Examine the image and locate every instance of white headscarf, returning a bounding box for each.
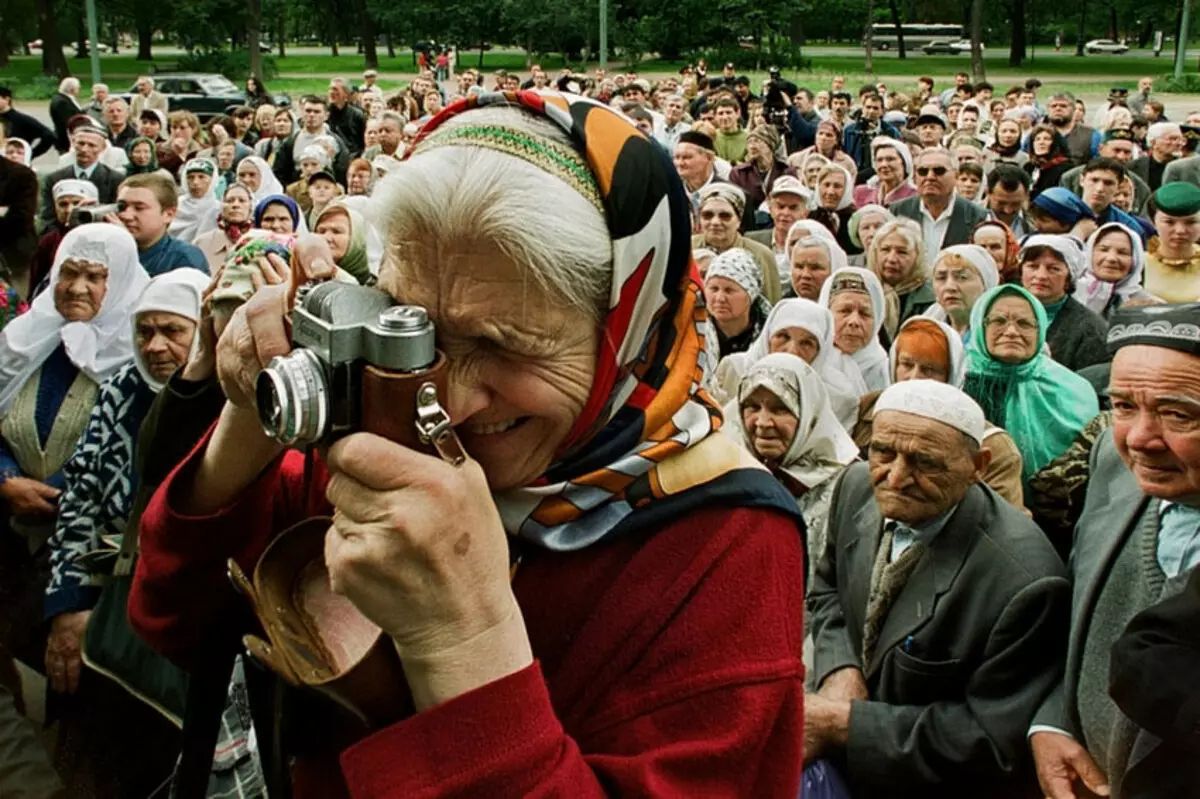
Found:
[816,163,854,211]
[888,316,967,388]
[5,138,32,166]
[130,269,210,393]
[1020,233,1085,279]
[724,352,859,489]
[0,226,150,415]
[169,158,221,244]
[818,266,890,393]
[868,136,913,183]
[923,244,1000,326]
[1075,222,1147,316]
[238,155,285,206]
[785,219,838,258]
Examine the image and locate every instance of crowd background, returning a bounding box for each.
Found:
[0,51,1197,799]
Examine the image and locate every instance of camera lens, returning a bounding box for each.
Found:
[256,349,330,445]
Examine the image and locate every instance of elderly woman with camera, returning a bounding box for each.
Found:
[130,92,808,797]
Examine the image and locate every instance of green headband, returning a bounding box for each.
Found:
[411,123,604,213]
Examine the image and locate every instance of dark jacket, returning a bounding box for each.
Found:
[842,119,901,173]
[39,163,124,228]
[0,108,55,159]
[327,103,365,158]
[1127,155,1170,193]
[107,123,138,151]
[727,160,797,231]
[809,463,1069,798]
[271,133,351,187]
[1045,296,1111,373]
[783,106,816,154]
[0,159,39,275]
[889,195,989,250]
[49,92,80,153]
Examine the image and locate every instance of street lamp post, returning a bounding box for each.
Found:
[84,0,102,85]
[1174,0,1192,78]
[599,0,608,70]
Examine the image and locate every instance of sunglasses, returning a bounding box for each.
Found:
[916,166,950,177]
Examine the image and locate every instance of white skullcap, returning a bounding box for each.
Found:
[874,379,986,444]
[52,179,99,202]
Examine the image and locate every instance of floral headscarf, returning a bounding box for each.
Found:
[970,220,1020,284]
[407,90,799,550]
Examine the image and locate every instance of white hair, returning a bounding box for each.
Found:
[92,83,109,95]
[59,77,80,94]
[374,105,612,320]
[138,75,154,89]
[1148,122,1181,144]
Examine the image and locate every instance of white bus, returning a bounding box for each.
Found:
[866,23,965,51]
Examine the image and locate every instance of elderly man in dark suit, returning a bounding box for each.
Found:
[807,379,1069,798]
[49,77,82,153]
[891,148,987,257]
[0,119,39,276]
[1031,303,1200,799]
[39,122,123,228]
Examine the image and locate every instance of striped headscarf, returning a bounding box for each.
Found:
[410,91,800,551]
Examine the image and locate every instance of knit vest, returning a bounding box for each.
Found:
[1076,501,1189,795]
[1064,126,1094,165]
[1,366,97,481]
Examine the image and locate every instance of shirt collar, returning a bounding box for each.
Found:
[921,199,955,223]
[75,162,98,179]
[886,505,957,547]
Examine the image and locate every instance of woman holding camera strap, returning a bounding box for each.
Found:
[131,91,808,798]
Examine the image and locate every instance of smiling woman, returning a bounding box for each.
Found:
[131,90,809,798]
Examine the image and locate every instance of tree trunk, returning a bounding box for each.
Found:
[35,0,69,77]
[864,0,874,72]
[385,30,394,58]
[970,0,986,81]
[1075,1,1089,56]
[77,17,87,58]
[887,0,906,58]
[355,0,378,69]
[136,17,153,60]
[0,15,10,69]
[525,32,533,67]
[1109,5,1118,39]
[247,0,262,79]
[277,11,286,58]
[1009,0,1026,65]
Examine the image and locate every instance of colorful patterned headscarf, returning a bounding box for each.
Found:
[408,90,800,550]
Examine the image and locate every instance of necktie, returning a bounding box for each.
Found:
[862,522,926,668]
[1157,503,1200,578]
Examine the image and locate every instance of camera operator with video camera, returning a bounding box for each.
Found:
[760,73,818,156]
[38,120,122,230]
[29,180,99,299]
[129,95,807,798]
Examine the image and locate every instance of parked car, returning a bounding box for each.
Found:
[1086,39,1129,54]
[922,39,982,55]
[118,73,291,121]
[28,38,110,52]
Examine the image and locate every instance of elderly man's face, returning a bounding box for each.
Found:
[106,101,127,128]
[73,133,103,168]
[917,123,943,147]
[915,152,956,201]
[1112,345,1200,504]
[1153,130,1185,159]
[870,411,985,524]
[1102,139,1136,163]
[1140,77,1153,93]
[673,142,712,186]
[380,238,598,490]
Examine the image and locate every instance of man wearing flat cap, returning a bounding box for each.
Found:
[1144,182,1200,303]
[807,379,1069,798]
[729,124,796,231]
[1031,302,1200,799]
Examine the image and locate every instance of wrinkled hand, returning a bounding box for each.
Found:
[0,477,60,516]
[1031,731,1110,799]
[818,666,868,702]
[803,692,851,764]
[45,610,91,694]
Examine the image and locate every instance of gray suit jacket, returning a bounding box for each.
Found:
[745,228,777,249]
[38,163,123,228]
[809,463,1069,798]
[1163,154,1200,187]
[1060,164,1152,216]
[889,195,988,250]
[1032,430,1151,740]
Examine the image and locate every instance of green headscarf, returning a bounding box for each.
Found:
[964,284,1099,481]
[313,202,371,285]
[125,136,160,175]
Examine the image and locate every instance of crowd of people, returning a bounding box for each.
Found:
[0,55,1196,799]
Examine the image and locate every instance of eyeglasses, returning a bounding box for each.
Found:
[700,210,736,222]
[916,166,949,177]
[984,315,1038,333]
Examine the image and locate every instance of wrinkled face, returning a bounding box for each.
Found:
[972,226,1008,268]
[815,91,829,109]
[1111,346,1200,504]
[1153,130,1185,159]
[874,146,903,182]
[117,187,173,247]
[959,109,979,130]
[315,209,351,261]
[308,179,337,206]
[803,161,824,187]
[131,141,153,166]
[328,83,347,106]
[1082,169,1119,209]
[746,136,770,164]
[915,152,955,200]
[136,311,197,381]
[216,143,236,171]
[54,194,90,227]
[236,162,262,192]
[858,212,887,251]
[186,171,212,199]
[378,119,402,153]
[830,291,873,354]
[137,80,152,96]
[996,120,1021,147]
[256,107,276,131]
[54,258,108,321]
[714,105,739,132]
[769,326,820,364]
[955,172,981,199]
[222,188,251,223]
[380,237,598,490]
[917,123,943,146]
[1047,98,1073,125]
[1155,211,1200,251]
[699,199,739,249]
[1032,131,1054,156]
[741,387,799,463]
[771,193,806,232]
[932,255,986,317]
[704,275,751,325]
[259,203,294,234]
[790,245,831,301]
[673,143,712,186]
[665,97,685,124]
[894,345,949,383]
[1021,249,1071,304]
[816,126,838,152]
[870,411,981,524]
[74,134,102,168]
[988,183,1027,222]
[983,293,1039,363]
[875,232,916,286]
[364,122,380,147]
[1103,139,1136,163]
[1092,229,1135,282]
[818,171,846,209]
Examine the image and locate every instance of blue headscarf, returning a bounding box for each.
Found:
[1032,187,1096,226]
[964,284,1099,480]
[252,194,303,232]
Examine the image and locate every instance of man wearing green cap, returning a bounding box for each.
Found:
[1145,182,1200,303]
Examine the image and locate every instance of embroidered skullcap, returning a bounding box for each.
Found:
[875,379,986,444]
[705,247,762,299]
[698,182,747,218]
[52,179,98,201]
[1153,182,1200,217]
[1105,127,1136,142]
[1107,303,1200,357]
